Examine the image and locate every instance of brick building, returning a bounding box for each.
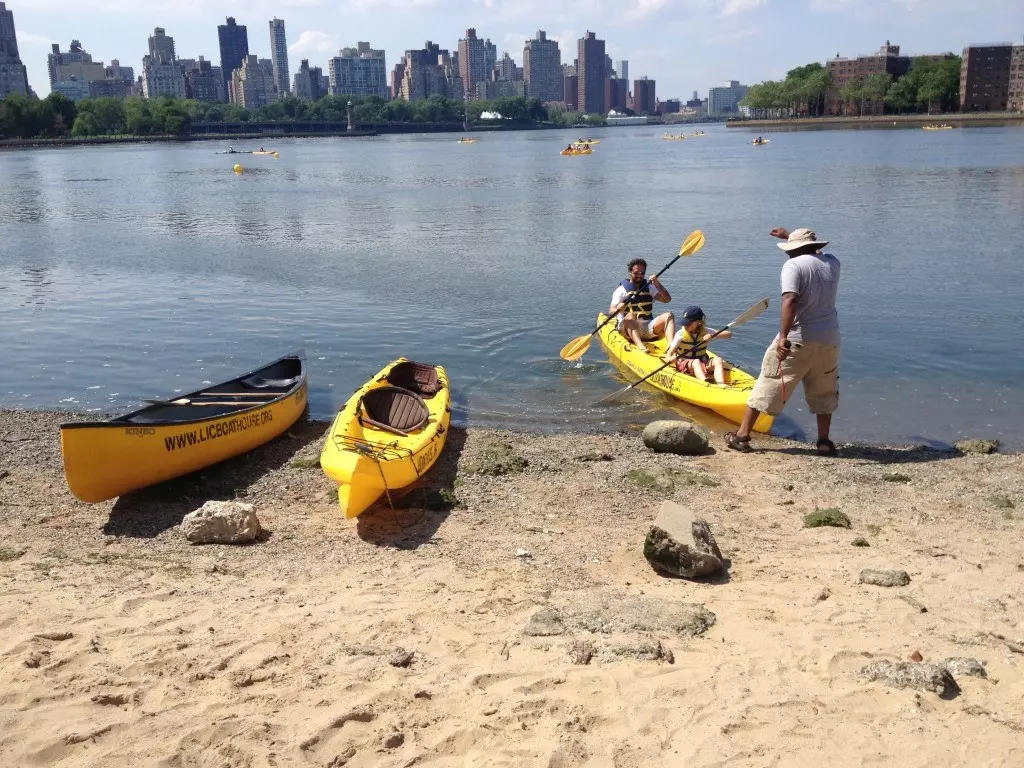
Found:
[960,44,1013,111]
[825,41,910,116]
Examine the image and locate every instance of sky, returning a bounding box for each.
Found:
[9,0,1024,101]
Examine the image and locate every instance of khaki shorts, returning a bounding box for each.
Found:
[747,340,840,416]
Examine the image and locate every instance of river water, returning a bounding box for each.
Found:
[2,125,1023,448]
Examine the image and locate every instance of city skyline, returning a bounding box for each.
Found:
[10,1,1022,102]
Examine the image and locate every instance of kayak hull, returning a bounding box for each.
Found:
[596,314,774,433]
[320,359,451,519]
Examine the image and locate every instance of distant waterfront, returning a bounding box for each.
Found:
[727,112,1024,130]
[2,124,1023,448]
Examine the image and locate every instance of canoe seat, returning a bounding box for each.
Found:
[241,374,302,389]
[385,361,441,398]
[359,386,430,436]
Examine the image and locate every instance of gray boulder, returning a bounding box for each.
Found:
[942,657,987,679]
[859,660,959,698]
[522,608,565,637]
[644,501,724,579]
[182,501,262,545]
[954,438,998,454]
[859,568,911,587]
[641,420,710,455]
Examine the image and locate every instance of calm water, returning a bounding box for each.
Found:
[2,125,1023,448]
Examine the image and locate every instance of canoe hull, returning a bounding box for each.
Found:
[61,360,307,502]
[597,314,773,432]
[320,359,451,519]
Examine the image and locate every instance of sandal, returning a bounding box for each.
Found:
[815,438,837,456]
[725,431,752,453]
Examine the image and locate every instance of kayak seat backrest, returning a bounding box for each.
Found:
[385,361,441,398]
[359,386,430,436]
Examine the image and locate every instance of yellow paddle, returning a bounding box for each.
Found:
[559,230,705,362]
[596,297,770,405]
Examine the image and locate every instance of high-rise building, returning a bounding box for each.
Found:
[258,57,276,96]
[329,42,388,98]
[0,1,28,97]
[269,18,290,96]
[616,60,629,83]
[230,55,274,108]
[184,57,225,102]
[523,31,561,103]
[633,76,655,114]
[577,31,606,114]
[484,38,497,79]
[563,74,578,109]
[960,43,1014,112]
[48,40,104,89]
[458,28,488,101]
[218,17,249,92]
[708,80,749,114]
[605,78,628,112]
[605,54,613,80]
[397,41,449,101]
[293,59,325,101]
[1010,45,1024,112]
[148,27,175,63]
[826,41,911,115]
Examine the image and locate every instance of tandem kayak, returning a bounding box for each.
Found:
[596,314,773,432]
[320,359,451,519]
[60,353,308,502]
[752,139,770,146]
[561,148,593,155]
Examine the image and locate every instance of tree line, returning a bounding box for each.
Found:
[0,92,600,140]
[740,56,963,118]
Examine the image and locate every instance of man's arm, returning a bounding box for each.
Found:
[609,286,626,316]
[778,292,798,359]
[649,275,671,303]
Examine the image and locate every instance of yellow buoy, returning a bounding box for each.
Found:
[274,152,280,159]
[233,164,243,173]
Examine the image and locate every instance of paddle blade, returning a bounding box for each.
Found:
[678,230,706,257]
[559,335,592,361]
[596,385,631,406]
[728,297,770,328]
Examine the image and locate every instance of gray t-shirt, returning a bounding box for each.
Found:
[780,252,841,345]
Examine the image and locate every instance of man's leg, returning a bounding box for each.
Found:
[817,413,832,443]
[735,406,761,441]
[620,315,644,348]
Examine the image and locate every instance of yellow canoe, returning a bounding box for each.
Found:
[61,353,308,502]
[561,148,592,155]
[320,359,451,518]
[596,314,773,432]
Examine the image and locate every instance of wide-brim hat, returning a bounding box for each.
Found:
[778,227,828,252]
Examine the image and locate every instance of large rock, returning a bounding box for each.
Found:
[859,660,960,698]
[641,420,710,455]
[954,438,999,454]
[859,568,911,587]
[182,501,262,545]
[644,501,724,579]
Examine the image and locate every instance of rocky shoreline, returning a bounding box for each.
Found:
[1,408,1022,766]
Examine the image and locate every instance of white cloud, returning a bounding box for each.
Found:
[288,30,339,59]
[715,0,766,17]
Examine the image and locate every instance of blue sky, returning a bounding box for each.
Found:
[10,0,1023,100]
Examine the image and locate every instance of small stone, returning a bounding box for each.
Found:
[482,707,498,716]
[942,657,987,679]
[852,537,870,547]
[568,638,596,665]
[523,608,565,637]
[181,501,261,545]
[643,501,724,579]
[859,569,911,587]
[388,648,414,668]
[91,693,130,706]
[413,690,432,699]
[859,660,959,698]
[515,548,532,559]
[910,650,923,662]
[898,595,928,613]
[24,651,49,668]
[813,586,832,603]
[641,420,710,455]
[954,438,998,454]
[382,732,405,749]
[34,631,74,641]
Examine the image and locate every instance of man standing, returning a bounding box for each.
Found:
[725,227,841,455]
[609,258,675,348]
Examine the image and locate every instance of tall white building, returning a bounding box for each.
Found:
[142,27,184,99]
[329,42,387,98]
[230,54,274,108]
[48,40,104,89]
[616,59,628,83]
[268,18,290,96]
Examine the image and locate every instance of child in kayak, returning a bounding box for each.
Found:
[664,306,733,385]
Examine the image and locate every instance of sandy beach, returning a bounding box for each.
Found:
[1,408,1023,767]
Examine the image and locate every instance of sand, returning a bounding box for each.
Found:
[1,409,1023,767]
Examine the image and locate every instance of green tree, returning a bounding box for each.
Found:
[840,77,864,116]
[884,74,918,114]
[71,111,102,137]
[0,92,40,138]
[37,92,76,137]
[123,97,153,134]
[863,73,893,114]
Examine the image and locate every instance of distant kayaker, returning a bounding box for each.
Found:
[609,258,675,348]
[566,143,575,152]
[664,305,733,386]
[725,227,841,455]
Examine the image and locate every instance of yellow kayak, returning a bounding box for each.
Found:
[596,314,773,432]
[573,139,601,145]
[458,137,478,143]
[922,125,953,131]
[561,148,592,155]
[61,353,308,502]
[320,359,451,518]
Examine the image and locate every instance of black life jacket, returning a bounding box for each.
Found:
[620,279,653,321]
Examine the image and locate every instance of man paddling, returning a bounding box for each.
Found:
[725,227,841,455]
[609,258,675,348]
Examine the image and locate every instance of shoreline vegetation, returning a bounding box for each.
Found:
[727,112,1024,129]
[1,408,1023,763]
